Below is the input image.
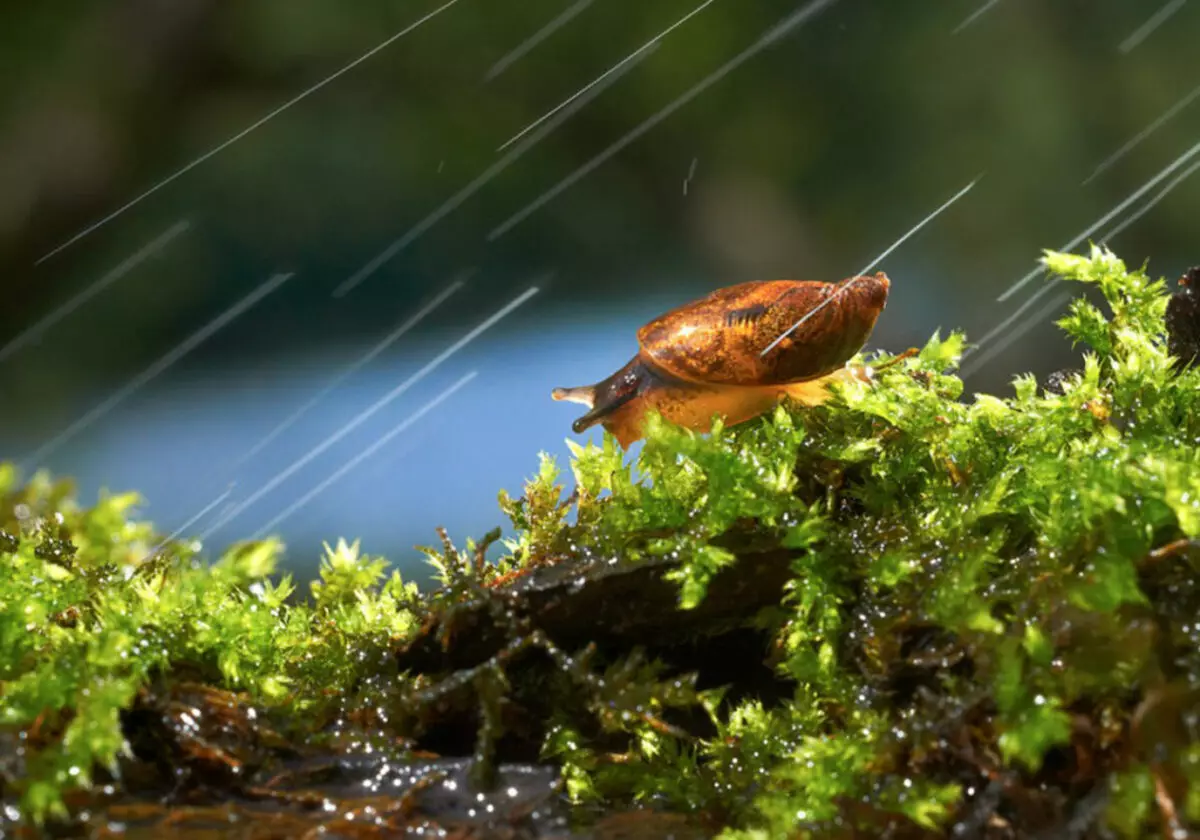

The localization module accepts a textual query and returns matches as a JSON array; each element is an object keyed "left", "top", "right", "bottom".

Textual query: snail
[{"left": 552, "top": 272, "right": 891, "bottom": 448}]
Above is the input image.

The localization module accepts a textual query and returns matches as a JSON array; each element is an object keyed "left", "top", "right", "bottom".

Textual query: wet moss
[{"left": 3, "top": 245, "right": 1200, "bottom": 837}]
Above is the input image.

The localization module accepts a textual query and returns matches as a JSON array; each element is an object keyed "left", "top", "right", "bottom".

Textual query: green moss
[
  {"left": 2, "top": 245, "right": 1200, "bottom": 836},
  {"left": 0, "top": 481, "right": 424, "bottom": 822},
  {"left": 492, "top": 244, "right": 1200, "bottom": 835}
]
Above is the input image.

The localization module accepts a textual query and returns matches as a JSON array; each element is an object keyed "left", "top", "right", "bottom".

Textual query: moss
[
  {"left": 0, "top": 481, "right": 425, "bottom": 823},
  {"left": 3, "top": 245, "right": 1200, "bottom": 836}
]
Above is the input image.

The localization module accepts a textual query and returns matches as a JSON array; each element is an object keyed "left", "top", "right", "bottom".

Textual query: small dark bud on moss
[
  {"left": 1043, "top": 368, "right": 1079, "bottom": 396},
  {"left": 51, "top": 606, "right": 80, "bottom": 629},
  {"left": 1166, "top": 266, "right": 1200, "bottom": 370},
  {"left": 33, "top": 523, "right": 78, "bottom": 568}
]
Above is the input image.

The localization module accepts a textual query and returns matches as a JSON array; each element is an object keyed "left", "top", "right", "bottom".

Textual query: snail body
[{"left": 553, "top": 273, "right": 891, "bottom": 448}]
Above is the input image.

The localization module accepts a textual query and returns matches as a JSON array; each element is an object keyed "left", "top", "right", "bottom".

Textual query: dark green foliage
[{"left": 2, "top": 245, "right": 1200, "bottom": 837}]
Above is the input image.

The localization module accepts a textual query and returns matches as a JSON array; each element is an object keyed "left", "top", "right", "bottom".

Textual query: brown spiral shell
[{"left": 635, "top": 273, "right": 890, "bottom": 386}]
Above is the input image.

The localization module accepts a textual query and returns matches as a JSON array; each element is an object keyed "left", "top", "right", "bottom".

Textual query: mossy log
[{"left": 3, "top": 247, "right": 1200, "bottom": 838}]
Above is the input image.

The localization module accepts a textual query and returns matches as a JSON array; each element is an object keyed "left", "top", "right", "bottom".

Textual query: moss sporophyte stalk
[{"left": 2, "top": 246, "right": 1200, "bottom": 837}]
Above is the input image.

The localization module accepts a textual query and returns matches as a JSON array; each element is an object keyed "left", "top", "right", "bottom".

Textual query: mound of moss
[{"left": 2, "top": 246, "right": 1200, "bottom": 838}]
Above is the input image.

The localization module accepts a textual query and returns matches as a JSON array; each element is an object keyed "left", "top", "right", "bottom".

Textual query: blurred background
[{"left": 2, "top": 0, "right": 1199, "bottom": 582}]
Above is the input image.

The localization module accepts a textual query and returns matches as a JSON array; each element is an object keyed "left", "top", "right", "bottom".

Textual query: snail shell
[
  {"left": 553, "top": 272, "right": 890, "bottom": 447},
  {"left": 637, "top": 274, "right": 889, "bottom": 385}
]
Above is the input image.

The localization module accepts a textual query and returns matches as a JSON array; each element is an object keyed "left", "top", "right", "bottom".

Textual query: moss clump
[
  {"left": 2, "top": 245, "right": 1200, "bottom": 837},
  {"left": 480, "top": 245, "right": 1200, "bottom": 837},
  {"left": 0, "top": 483, "right": 424, "bottom": 825}
]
